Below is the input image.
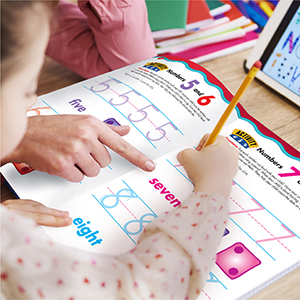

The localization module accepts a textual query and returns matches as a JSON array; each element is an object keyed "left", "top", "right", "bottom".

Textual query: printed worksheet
[
  {"left": 1, "top": 56, "right": 236, "bottom": 204},
  {"left": 1, "top": 56, "right": 300, "bottom": 300},
  {"left": 199, "top": 119, "right": 300, "bottom": 300}
]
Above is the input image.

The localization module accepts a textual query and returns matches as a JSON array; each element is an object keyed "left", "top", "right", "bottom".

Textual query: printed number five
[
  {"left": 146, "top": 122, "right": 177, "bottom": 141},
  {"left": 180, "top": 80, "right": 199, "bottom": 90},
  {"left": 128, "top": 104, "right": 159, "bottom": 122}
]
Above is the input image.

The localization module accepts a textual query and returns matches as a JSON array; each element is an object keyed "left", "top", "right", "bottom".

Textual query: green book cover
[
  {"left": 145, "top": 0, "right": 188, "bottom": 32},
  {"left": 206, "top": 0, "right": 231, "bottom": 16},
  {"left": 206, "top": 0, "right": 225, "bottom": 10}
]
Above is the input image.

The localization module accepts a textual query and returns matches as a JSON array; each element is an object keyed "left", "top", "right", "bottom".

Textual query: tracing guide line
[
  {"left": 230, "top": 198, "right": 293, "bottom": 253},
  {"left": 83, "top": 76, "right": 183, "bottom": 146},
  {"left": 229, "top": 181, "right": 300, "bottom": 255},
  {"left": 2, "top": 54, "right": 299, "bottom": 300},
  {"left": 92, "top": 180, "right": 158, "bottom": 244}
]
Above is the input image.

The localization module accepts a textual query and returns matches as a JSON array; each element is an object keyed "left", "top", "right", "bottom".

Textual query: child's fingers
[
  {"left": 12, "top": 210, "right": 72, "bottom": 227},
  {"left": 177, "top": 148, "right": 195, "bottom": 167},
  {"left": 1, "top": 199, "right": 72, "bottom": 227},
  {"left": 2, "top": 199, "right": 69, "bottom": 217},
  {"left": 178, "top": 135, "right": 232, "bottom": 165},
  {"left": 195, "top": 133, "right": 210, "bottom": 151}
]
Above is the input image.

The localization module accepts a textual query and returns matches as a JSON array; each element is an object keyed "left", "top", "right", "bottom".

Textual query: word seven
[{"left": 149, "top": 178, "right": 181, "bottom": 207}]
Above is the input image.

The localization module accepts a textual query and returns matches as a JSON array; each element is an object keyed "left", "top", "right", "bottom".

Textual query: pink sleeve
[
  {"left": 1, "top": 192, "right": 228, "bottom": 299},
  {"left": 46, "top": 0, "right": 157, "bottom": 78}
]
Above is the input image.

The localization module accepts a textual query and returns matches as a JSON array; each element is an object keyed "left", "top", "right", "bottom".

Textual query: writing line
[
  {"left": 92, "top": 193, "right": 136, "bottom": 244},
  {"left": 83, "top": 85, "right": 157, "bottom": 149},
  {"left": 109, "top": 76, "right": 184, "bottom": 136}
]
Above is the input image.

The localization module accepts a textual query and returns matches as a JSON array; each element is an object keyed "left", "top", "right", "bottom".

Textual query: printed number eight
[
  {"left": 123, "top": 213, "right": 156, "bottom": 235},
  {"left": 100, "top": 188, "right": 138, "bottom": 209}
]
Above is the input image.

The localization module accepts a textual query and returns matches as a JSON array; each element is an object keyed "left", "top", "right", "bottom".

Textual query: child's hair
[{"left": 1, "top": 1, "right": 58, "bottom": 81}]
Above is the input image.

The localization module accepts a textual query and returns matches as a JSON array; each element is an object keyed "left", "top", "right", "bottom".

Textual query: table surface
[{"left": 1, "top": 49, "right": 300, "bottom": 299}]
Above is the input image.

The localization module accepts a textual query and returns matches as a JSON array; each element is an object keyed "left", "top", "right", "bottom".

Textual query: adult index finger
[{"left": 98, "top": 123, "right": 155, "bottom": 172}]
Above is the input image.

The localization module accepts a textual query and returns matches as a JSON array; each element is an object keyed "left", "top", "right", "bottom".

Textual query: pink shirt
[
  {"left": 1, "top": 192, "right": 228, "bottom": 299},
  {"left": 46, "top": 0, "right": 157, "bottom": 78}
]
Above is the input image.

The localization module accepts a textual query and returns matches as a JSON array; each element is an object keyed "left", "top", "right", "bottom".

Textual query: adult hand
[
  {"left": 1, "top": 199, "right": 72, "bottom": 227},
  {"left": 177, "top": 135, "right": 239, "bottom": 199},
  {"left": 2, "top": 115, "right": 155, "bottom": 182}
]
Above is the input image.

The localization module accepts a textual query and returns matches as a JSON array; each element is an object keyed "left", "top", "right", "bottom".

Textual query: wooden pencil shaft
[{"left": 203, "top": 64, "right": 260, "bottom": 147}]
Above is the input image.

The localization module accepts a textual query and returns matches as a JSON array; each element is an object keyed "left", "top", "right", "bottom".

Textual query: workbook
[
  {"left": 186, "top": 0, "right": 213, "bottom": 30},
  {"left": 156, "top": 0, "right": 251, "bottom": 54},
  {"left": 173, "top": 31, "right": 258, "bottom": 64},
  {"left": 206, "top": 0, "right": 231, "bottom": 17},
  {"left": 145, "top": 0, "right": 188, "bottom": 39},
  {"left": 2, "top": 55, "right": 300, "bottom": 300}
]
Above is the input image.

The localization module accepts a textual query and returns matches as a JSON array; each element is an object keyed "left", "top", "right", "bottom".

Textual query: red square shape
[{"left": 13, "top": 163, "right": 34, "bottom": 175}]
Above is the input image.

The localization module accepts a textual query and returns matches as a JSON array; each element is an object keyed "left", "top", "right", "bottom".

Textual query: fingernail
[
  {"left": 145, "top": 160, "right": 155, "bottom": 171},
  {"left": 177, "top": 151, "right": 182, "bottom": 159},
  {"left": 61, "top": 211, "right": 69, "bottom": 217},
  {"left": 65, "top": 217, "right": 72, "bottom": 224}
]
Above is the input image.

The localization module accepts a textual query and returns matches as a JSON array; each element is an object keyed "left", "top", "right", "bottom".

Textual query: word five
[{"left": 69, "top": 99, "right": 86, "bottom": 112}]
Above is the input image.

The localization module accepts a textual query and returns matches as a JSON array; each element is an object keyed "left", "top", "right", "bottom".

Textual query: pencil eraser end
[{"left": 254, "top": 60, "right": 262, "bottom": 69}]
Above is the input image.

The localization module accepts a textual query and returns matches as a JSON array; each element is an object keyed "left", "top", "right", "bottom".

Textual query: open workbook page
[
  {"left": 1, "top": 55, "right": 300, "bottom": 300},
  {"left": 1, "top": 55, "right": 235, "bottom": 204}
]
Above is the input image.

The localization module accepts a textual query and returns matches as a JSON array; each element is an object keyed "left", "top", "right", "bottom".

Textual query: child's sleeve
[
  {"left": 46, "top": 0, "right": 157, "bottom": 78},
  {"left": 1, "top": 192, "right": 228, "bottom": 299},
  {"left": 119, "top": 191, "right": 229, "bottom": 298}
]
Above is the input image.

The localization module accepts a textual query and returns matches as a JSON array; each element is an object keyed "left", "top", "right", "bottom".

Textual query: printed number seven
[{"left": 278, "top": 167, "right": 300, "bottom": 178}]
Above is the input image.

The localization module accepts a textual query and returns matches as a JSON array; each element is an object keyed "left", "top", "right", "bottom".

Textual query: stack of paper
[{"left": 146, "top": 0, "right": 278, "bottom": 63}]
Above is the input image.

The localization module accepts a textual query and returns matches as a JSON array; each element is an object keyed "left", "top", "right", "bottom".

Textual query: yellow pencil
[
  {"left": 259, "top": 1, "right": 274, "bottom": 18},
  {"left": 198, "top": 60, "right": 262, "bottom": 149}
]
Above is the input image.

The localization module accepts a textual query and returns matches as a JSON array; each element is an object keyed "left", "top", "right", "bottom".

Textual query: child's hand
[
  {"left": 177, "top": 135, "right": 239, "bottom": 199},
  {"left": 1, "top": 199, "right": 72, "bottom": 227}
]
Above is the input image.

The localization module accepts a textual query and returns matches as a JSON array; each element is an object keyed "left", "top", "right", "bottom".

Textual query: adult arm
[
  {"left": 1, "top": 115, "right": 155, "bottom": 182},
  {"left": 46, "top": 0, "right": 157, "bottom": 78}
]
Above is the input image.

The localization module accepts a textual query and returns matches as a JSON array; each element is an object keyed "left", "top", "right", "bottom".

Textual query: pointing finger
[{"left": 98, "top": 123, "right": 155, "bottom": 172}]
